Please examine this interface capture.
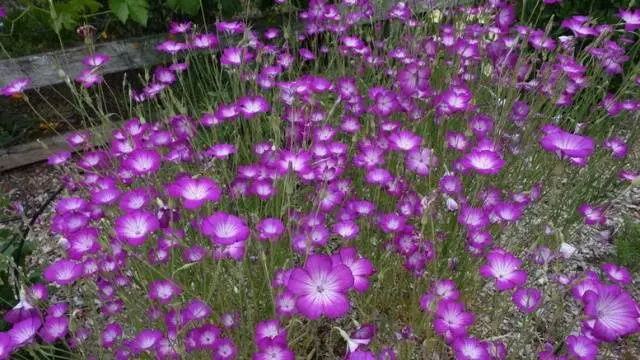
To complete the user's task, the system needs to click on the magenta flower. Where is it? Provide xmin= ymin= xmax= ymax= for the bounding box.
xmin=76 ymin=70 xmax=103 ymax=88
xmin=566 ymin=335 xmax=598 ymax=360
xmin=479 ymin=250 xmax=528 ymax=291
xmin=433 ymin=300 xmax=474 ymax=336
xmin=619 ymin=9 xmax=640 ymax=31
xmin=148 ymin=280 xmax=182 ymax=304
xmin=286 ymin=254 xmax=354 ymax=319
xmin=601 ymin=263 xmax=632 ymax=285
xmin=156 ymin=40 xmax=187 ymax=54
xmin=201 ymin=212 xmax=250 ymax=245
xmin=1 ymin=78 xmax=31 ymax=96
xmin=583 ymin=284 xmax=640 ymax=342
xmin=123 ymin=149 xmax=162 ymax=176
xmin=216 ymin=21 xmax=244 ymax=34
xmin=256 ymin=218 xmax=285 ymax=242
xmin=132 ymin=328 xmax=162 ymax=353
xmin=39 ymin=316 xmax=69 ymax=343
xmin=331 ymin=247 xmax=375 ymax=293
xmin=82 ymin=53 xmax=110 ymax=68
xmin=461 ymin=150 xmax=505 ymax=175
xmin=115 ymin=210 xmax=160 ymax=246
xmin=166 ymin=176 xmax=222 ymax=209
xmin=43 ymin=259 xmax=83 ymax=285
xmin=67 ymin=227 xmax=100 ymax=259
xmin=192 ymin=33 xmax=219 ymax=49
xmin=452 ymin=336 xmax=489 ymax=360
xmin=602 ymin=137 xmax=628 ymax=159
xmin=0 ymin=333 xmax=13 ymax=359
xmin=512 ymin=288 xmax=542 ymax=313
xmin=221 ymin=47 xmax=252 ymax=66
xmin=169 ymin=21 xmax=192 ymax=34
xmin=458 ymin=206 xmax=489 ymax=230
xmin=8 ymin=317 xmax=41 ymax=347
xmin=577 ymin=204 xmax=606 ymax=225
xmin=540 ymin=129 xmax=595 ymax=158
xmin=47 ymin=151 xmax=71 ymax=166
xmin=238 ymin=96 xmax=271 ymax=119
xmin=0 ymin=7 xmax=6 ymax=18
xmin=388 ymin=129 xmax=422 ymax=152
xmin=213 ymin=338 xmax=238 ymax=359
xmin=254 ymin=339 xmax=294 ymax=360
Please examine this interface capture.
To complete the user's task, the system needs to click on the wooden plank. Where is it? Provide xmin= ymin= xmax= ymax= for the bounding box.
xmin=0 ymin=122 xmax=116 ymax=172
xmin=0 ymin=35 xmax=167 ymax=91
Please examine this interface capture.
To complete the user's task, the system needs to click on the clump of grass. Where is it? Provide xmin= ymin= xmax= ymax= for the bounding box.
xmin=613 ymin=218 xmax=640 ymax=272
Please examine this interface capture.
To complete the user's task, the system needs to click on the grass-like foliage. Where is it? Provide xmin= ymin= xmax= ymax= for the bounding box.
xmin=1 ymin=1 xmax=640 ymax=359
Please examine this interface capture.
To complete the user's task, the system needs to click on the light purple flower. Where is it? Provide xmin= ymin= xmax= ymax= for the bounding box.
xmin=1 ymin=78 xmax=31 ymax=96
xmin=566 ymin=335 xmax=598 ymax=360
xmin=452 ymin=336 xmax=489 ymax=360
xmin=0 ymin=332 xmax=13 ymax=359
xmin=115 ymin=210 xmax=160 ymax=246
xmin=76 ymin=70 xmax=103 ymax=88
xmin=540 ymin=129 xmax=595 ymax=158
xmin=148 ymin=280 xmax=182 ymax=304
xmin=583 ymin=284 xmax=640 ymax=342
xmin=43 ymin=259 xmax=83 ymax=285
xmin=8 ymin=317 xmax=41 ymax=347
xmin=123 ymin=149 xmax=162 ymax=176
xmin=512 ymin=288 xmax=542 ymax=313
xmin=479 ymin=250 xmax=528 ymax=291
xmin=166 ymin=176 xmax=222 ymax=209
xmin=286 ymin=254 xmax=354 ymax=319
xmin=461 ymin=150 xmax=505 ymax=175
xmin=601 ymin=263 xmax=632 ymax=285
xmin=433 ymin=300 xmax=474 ymax=336
xmin=39 ymin=316 xmax=69 ymax=343
xmin=331 ymin=247 xmax=375 ymax=292
xmin=257 ymin=218 xmax=285 ymax=242
xmin=619 ymin=9 xmax=640 ymax=31
xmin=201 ymin=212 xmax=250 ymax=245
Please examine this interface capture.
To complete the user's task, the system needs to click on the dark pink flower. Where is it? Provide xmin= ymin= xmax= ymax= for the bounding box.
xmin=43 ymin=259 xmax=83 ymax=285
xmin=566 ymin=335 xmax=598 ymax=360
xmin=1 ymin=78 xmax=31 ymax=96
xmin=115 ymin=210 xmax=160 ymax=246
xmin=512 ymin=288 xmax=542 ymax=313
xmin=148 ymin=279 xmax=182 ymax=304
xmin=583 ymin=284 xmax=640 ymax=342
xmin=201 ymin=212 xmax=250 ymax=245
xmin=166 ymin=176 xmax=222 ymax=209
xmin=286 ymin=254 xmax=354 ymax=319
xmin=331 ymin=247 xmax=375 ymax=292
xmin=479 ymin=250 xmax=528 ymax=291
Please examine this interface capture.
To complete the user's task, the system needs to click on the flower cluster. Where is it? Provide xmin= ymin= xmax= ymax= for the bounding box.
xmin=1 ymin=0 xmax=640 ymax=359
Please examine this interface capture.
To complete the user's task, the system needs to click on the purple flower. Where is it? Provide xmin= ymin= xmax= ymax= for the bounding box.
xmin=566 ymin=335 xmax=598 ymax=360
xmin=601 ymin=263 xmax=632 ymax=285
xmin=577 ymin=204 xmax=606 ymax=225
xmin=255 ymin=319 xmax=287 ymax=346
xmin=132 ymin=328 xmax=162 ymax=353
xmin=1 ymin=78 xmax=31 ymax=96
xmin=169 ymin=21 xmax=192 ymax=34
xmin=0 ymin=332 xmax=13 ymax=359
xmin=583 ymin=284 xmax=640 ymax=342
xmin=452 ymin=336 xmax=489 ymax=360
xmin=433 ymin=300 xmax=474 ymax=336
xmin=0 ymin=7 xmax=6 ymax=18
xmin=39 ymin=316 xmax=69 ymax=343
xmin=201 ymin=212 xmax=250 ymax=245
xmin=8 ymin=317 xmax=41 ymax=347
xmin=216 ymin=21 xmax=244 ymax=34
xmin=257 ymin=218 xmax=285 ymax=241
xmin=166 ymin=176 xmax=222 ymax=209
xmin=619 ymin=9 xmax=640 ymax=31
xmin=238 ymin=96 xmax=270 ymax=119
xmin=331 ymin=247 xmax=375 ymax=292
xmin=82 ymin=53 xmax=110 ymax=68
xmin=43 ymin=259 xmax=83 ymax=285
xmin=76 ymin=70 xmax=103 ymax=88
xmin=254 ymin=338 xmax=294 ymax=360
xmin=148 ymin=280 xmax=182 ymax=304
xmin=286 ymin=254 xmax=354 ymax=319
xmin=540 ymin=129 xmax=595 ymax=159
xmin=213 ymin=338 xmax=238 ymax=359
xmin=602 ymin=137 xmax=628 ymax=159
xmin=461 ymin=150 xmax=505 ymax=175
xmin=115 ymin=210 xmax=160 ymax=246
xmin=512 ymin=288 xmax=542 ymax=313
xmin=192 ymin=33 xmax=219 ymax=49
xmin=479 ymin=250 xmax=528 ymax=291
xmin=48 ymin=151 xmax=71 ymax=166
xmin=123 ymin=149 xmax=162 ymax=176
xmin=388 ymin=129 xmax=422 ymax=152
xmin=156 ymin=40 xmax=187 ymax=54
